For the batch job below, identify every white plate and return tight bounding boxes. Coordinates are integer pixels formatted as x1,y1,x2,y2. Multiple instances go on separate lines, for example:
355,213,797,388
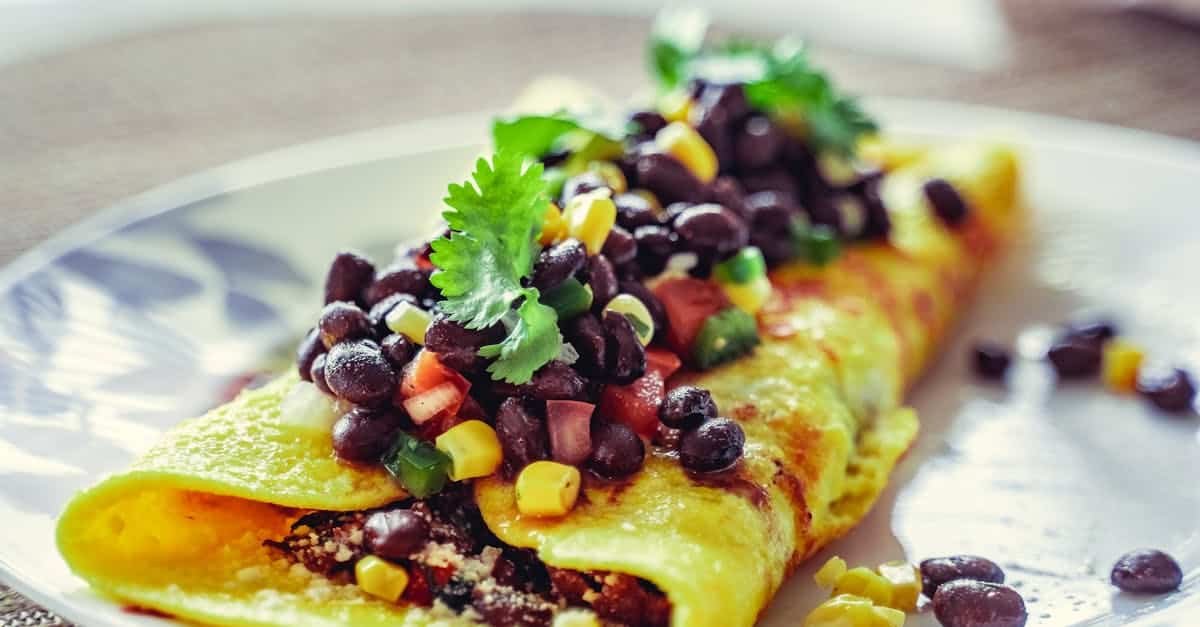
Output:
0,99,1197,627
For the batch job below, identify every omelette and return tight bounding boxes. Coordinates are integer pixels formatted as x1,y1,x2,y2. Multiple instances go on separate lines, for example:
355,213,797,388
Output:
56,18,1021,627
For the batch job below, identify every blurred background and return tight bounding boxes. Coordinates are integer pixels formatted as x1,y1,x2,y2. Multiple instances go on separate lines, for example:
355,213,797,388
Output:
1,0,1198,268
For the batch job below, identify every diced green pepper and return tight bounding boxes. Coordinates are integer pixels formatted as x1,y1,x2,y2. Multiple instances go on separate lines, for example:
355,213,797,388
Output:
791,222,841,266
541,278,593,320
713,246,767,285
691,307,760,370
383,432,451,498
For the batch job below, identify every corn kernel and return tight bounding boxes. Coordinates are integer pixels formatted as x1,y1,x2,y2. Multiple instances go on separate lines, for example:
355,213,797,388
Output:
553,608,602,627
515,461,581,517
877,561,920,612
385,302,432,344
1102,339,1145,393
833,567,893,608
814,556,848,588
435,420,503,481
540,202,567,245
658,89,693,124
564,189,617,255
720,275,772,315
588,161,628,194
654,122,718,183
818,152,860,186
355,555,409,602
805,594,903,627
629,188,663,213
603,294,655,345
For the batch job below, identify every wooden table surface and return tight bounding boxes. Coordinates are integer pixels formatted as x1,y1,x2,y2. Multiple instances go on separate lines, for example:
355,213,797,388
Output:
1,0,1199,622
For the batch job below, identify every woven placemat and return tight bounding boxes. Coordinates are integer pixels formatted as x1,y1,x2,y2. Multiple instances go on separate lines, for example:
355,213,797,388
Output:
0,585,71,627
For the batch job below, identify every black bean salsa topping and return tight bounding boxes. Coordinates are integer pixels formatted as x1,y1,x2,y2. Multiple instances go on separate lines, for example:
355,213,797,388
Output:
278,12,983,624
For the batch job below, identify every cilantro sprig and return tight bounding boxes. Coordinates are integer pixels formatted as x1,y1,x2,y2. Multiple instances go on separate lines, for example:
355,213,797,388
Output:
491,113,626,173
429,151,562,384
649,9,876,156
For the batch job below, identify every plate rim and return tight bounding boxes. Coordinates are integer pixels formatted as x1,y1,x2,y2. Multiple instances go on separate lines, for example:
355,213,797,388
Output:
2,97,1198,626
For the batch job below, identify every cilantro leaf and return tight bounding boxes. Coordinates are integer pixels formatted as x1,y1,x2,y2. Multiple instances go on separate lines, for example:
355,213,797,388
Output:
478,292,563,384
491,115,582,161
646,10,876,156
429,151,563,384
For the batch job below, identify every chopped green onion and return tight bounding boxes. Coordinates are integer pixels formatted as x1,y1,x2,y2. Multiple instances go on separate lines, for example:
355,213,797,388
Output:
541,278,593,321
383,432,451,498
792,222,841,266
714,247,767,285
691,307,760,370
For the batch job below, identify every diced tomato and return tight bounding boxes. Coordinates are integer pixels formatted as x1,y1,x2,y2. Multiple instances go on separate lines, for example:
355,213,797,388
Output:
598,370,665,438
652,277,730,355
402,567,434,606
645,347,683,379
399,349,470,399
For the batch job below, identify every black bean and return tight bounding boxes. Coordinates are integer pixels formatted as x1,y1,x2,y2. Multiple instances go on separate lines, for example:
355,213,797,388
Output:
324,251,375,305
858,179,891,240
660,386,717,430
1046,339,1102,379
310,353,332,395
614,192,662,229
635,153,706,205
804,196,843,233
694,83,750,129
584,255,619,311
629,110,667,136
618,280,667,338
633,225,677,276
601,227,638,266
437,578,475,612
603,311,646,384
495,397,549,472
364,508,429,560
331,407,403,462
1136,367,1196,413
539,147,570,168
920,555,1006,598
707,175,749,218
925,178,970,226
380,333,417,368
532,239,587,291
932,580,1027,627
318,301,373,348
567,314,607,375
679,418,745,473
735,115,784,170
561,172,609,205
1062,319,1118,347
363,263,430,308
493,361,586,401
1110,549,1183,594
425,315,503,374
745,191,798,231
296,327,327,382
694,112,735,174
324,339,397,406
673,204,749,257
972,342,1011,380
367,293,420,335
589,420,645,479
740,167,800,197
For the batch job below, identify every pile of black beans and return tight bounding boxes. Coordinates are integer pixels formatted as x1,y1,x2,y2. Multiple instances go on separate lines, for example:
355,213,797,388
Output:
662,386,745,474
920,555,1026,627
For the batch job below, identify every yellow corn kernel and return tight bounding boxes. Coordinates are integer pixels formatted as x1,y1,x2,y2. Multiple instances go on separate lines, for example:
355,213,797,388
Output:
818,152,859,186
833,567,893,608
720,275,772,315
553,608,602,627
1102,339,1145,393
814,556,849,588
540,202,567,245
877,561,920,612
564,189,617,255
629,188,663,213
515,461,581,517
805,594,903,627
435,420,503,481
658,88,693,124
385,302,432,344
857,135,928,171
355,556,409,603
603,294,655,345
588,161,628,194
654,121,718,183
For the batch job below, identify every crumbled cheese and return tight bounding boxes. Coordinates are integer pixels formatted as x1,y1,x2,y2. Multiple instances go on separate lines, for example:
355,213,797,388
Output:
323,540,338,554
415,541,466,569
235,565,267,584
348,529,364,545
